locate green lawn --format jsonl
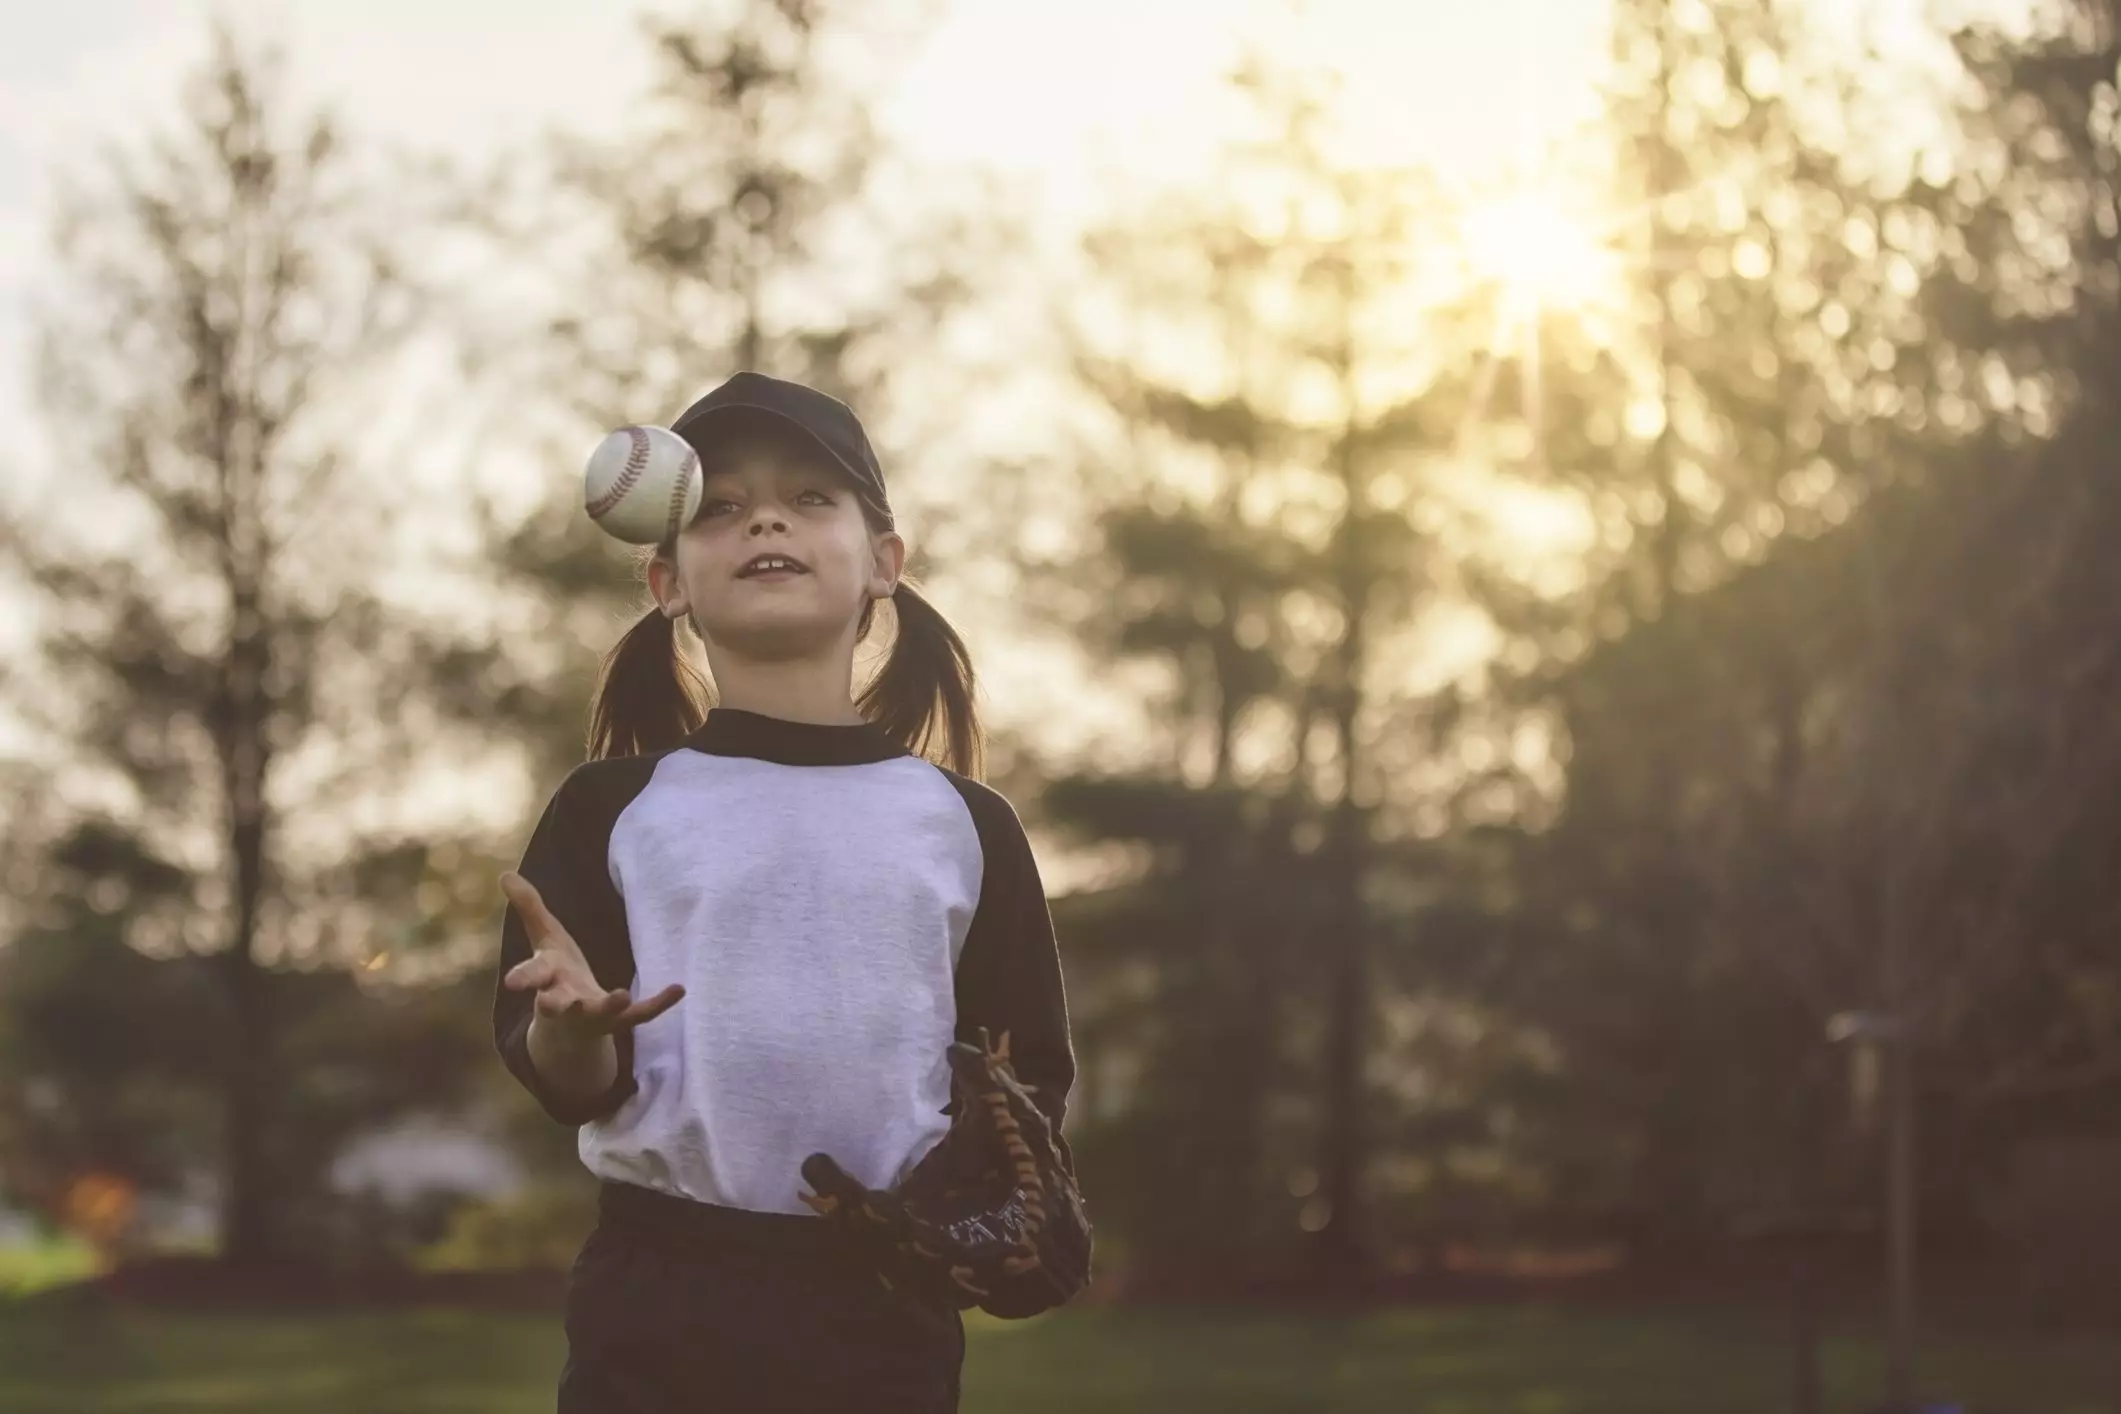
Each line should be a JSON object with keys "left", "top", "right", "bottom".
{"left": 0, "top": 1296, "right": 2113, "bottom": 1413}
{"left": 0, "top": 1236, "right": 100, "bottom": 1296}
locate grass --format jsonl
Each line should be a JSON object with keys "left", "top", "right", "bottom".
{"left": 0, "top": 1237, "right": 101, "bottom": 1296}
{"left": 0, "top": 1295, "right": 2115, "bottom": 1414}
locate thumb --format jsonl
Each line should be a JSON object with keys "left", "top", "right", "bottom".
{"left": 800, "top": 1152, "right": 877, "bottom": 1220}
{"left": 801, "top": 1151, "right": 863, "bottom": 1197}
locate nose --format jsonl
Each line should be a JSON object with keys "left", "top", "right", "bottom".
{"left": 746, "top": 506, "right": 789, "bottom": 535}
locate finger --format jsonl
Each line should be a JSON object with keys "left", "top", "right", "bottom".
{"left": 504, "top": 954, "right": 559, "bottom": 991}
{"left": 951, "top": 1038, "right": 1053, "bottom": 1146}
{"left": 498, "top": 870, "right": 540, "bottom": 914}
{"left": 499, "top": 872, "right": 574, "bottom": 952}
{"left": 800, "top": 1153, "right": 884, "bottom": 1223}
{"left": 801, "top": 1153, "right": 868, "bottom": 1204}
{"left": 616, "top": 984, "right": 686, "bottom": 1028}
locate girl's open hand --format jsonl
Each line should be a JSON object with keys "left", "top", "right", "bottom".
{"left": 500, "top": 871, "right": 684, "bottom": 1037}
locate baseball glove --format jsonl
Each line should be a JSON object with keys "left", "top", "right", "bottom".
{"left": 799, "top": 1027, "right": 1092, "bottom": 1320}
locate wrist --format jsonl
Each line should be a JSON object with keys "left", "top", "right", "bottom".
{"left": 526, "top": 1013, "right": 618, "bottom": 1098}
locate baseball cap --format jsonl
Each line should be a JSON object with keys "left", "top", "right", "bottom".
{"left": 668, "top": 372, "right": 892, "bottom": 525}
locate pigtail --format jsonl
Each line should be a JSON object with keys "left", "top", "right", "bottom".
{"left": 859, "top": 579, "right": 982, "bottom": 778}
{"left": 586, "top": 606, "right": 711, "bottom": 761}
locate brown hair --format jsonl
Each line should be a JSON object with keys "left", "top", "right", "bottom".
{"left": 584, "top": 460, "right": 982, "bottom": 775}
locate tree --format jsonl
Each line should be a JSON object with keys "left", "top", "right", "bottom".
{"left": 1042, "top": 58, "right": 1495, "bottom": 1289}
{"left": 1463, "top": 0, "right": 2121, "bottom": 1398}
{"left": 470, "top": 0, "right": 997, "bottom": 786}
{"left": 0, "top": 28, "right": 506, "bottom": 1265}
{"left": 1456, "top": 0, "right": 1991, "bottom": 1221}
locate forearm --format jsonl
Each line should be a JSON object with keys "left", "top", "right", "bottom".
{"left": 526, "top": 1015, "right": 619, "bottom": 1104}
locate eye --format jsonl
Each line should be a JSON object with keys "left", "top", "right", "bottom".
{"left": 699, "top": 498, "right": 740, "bottom": 518}
{"left": 797, "top": 489, "right": 833, "bottom": 507}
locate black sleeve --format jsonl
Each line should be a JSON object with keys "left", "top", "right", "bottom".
{"left": 948, "top": 779, "right": 1078, "bottom": 1156}
{"left": 493, "top": 769, "right": 642, "bottom": 1126}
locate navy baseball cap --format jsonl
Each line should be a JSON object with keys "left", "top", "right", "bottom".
{"left": 668, "top": 372, "right": 892, "bottom": 526}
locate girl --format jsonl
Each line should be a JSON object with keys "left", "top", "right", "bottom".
{"left": 492, "top": 372, "right": 1076, "bottom": 1414}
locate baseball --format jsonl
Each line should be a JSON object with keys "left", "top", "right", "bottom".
{"left": 583, "top": 425, "right": 702, "bottom": 545}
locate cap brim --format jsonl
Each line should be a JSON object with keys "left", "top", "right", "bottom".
{"left": 670, "top": 402, "right": 878, "bottom": 501}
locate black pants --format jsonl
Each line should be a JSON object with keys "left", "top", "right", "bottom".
{"left": 559, "top": 1181, "right": 966, "bottom": 1414}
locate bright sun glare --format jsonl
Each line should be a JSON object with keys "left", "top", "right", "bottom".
{"left": 1447, "top": 176, "right": 1630, "bottom": 497}
{"left": 1459, "top": 188, "right": 1617, "bottom": 317}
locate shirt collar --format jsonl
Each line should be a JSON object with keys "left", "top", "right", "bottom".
{"left": 682, "top": 707, "right": 905, "bottom": 766}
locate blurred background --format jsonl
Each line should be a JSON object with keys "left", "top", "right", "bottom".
{"left": 1, "top": 0, "right": 2118, "bottom": 1410}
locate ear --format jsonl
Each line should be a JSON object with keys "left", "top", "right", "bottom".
{"left": 647, "top": 553, "right": 689, "bottom": 619}
{"left": 868, "top": 530, "right": 907, "bottom": 600}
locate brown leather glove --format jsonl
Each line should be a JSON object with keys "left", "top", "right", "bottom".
{"left": 799, "top": 1028, "right": 1092, "bottom": 1320}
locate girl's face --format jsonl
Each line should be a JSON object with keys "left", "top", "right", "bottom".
{"left": 648, "top": 432, "right": 903, "bottom": 663}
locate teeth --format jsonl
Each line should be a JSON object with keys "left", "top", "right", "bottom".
{"left": 744, "top": 557, "right": 799, "bottom": 575}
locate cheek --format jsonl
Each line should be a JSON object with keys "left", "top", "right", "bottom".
{"left": 826, "top": 530, "right": 881, "bottom": 587}
{"left": 804, "top": 515, "right": 872, "bottom": 578}
{"left": 671, "top": 539, "right": 725, "bottom": 602}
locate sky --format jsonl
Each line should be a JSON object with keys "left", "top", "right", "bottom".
{"left": 0, "top": 0, "right": 2025, "bottom": 890}
{"left": 0, "top": 0, "right": 2007, "bottom": 788}
{"left": 0, "top": 0, "right": 1614, "bottom": 783}
{"left": 0, "top": 0, "right": 1611, "bottom": 468}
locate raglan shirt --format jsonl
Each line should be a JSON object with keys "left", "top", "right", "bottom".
{"left": 492, "top": 708, "right": 1076, "bottom": 1217}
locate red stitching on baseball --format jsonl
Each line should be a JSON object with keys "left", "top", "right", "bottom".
{"left": 586, "top": 426, "right": 652, "bottom": 520}
{"left": 665, "top": 447, "right": 699, "bottom": 540}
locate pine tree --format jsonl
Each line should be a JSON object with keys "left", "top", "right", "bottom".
{"left": 0, "top": 29, "right": 506, "bottom": 1263}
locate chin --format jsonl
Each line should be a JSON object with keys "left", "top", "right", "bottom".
{"left": 698, "top": 608, "right": 856, "bottom": 663}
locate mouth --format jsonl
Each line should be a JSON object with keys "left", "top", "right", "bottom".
{"left": 736, "top": 553, "right": 810, "bottom": 580}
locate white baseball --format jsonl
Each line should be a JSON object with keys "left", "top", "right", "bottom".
{"left": 583, "top": 425, "right": 702, "bottom": 545}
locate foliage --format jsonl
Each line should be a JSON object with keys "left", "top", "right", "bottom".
{"left": 0, "top": 28, "right": 510, "bottom": 1261}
